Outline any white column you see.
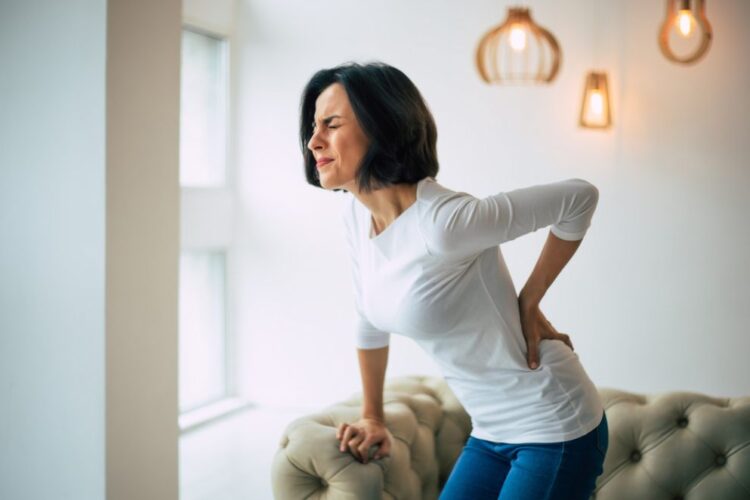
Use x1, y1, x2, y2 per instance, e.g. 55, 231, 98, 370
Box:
106, 0, 181, 499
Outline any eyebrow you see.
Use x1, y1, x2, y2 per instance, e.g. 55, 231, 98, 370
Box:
312, 114, 342, 126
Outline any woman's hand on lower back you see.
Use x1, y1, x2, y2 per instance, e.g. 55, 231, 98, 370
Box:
336, 417, 391, 464
518, 300, 574, 370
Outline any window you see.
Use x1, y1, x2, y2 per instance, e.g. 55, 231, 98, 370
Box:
178, 26, 244, 429
180, 27, 228, 187
179, 251, 227, 412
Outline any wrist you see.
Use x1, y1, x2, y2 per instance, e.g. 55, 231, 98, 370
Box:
519, 286, 544, 309
361, 415, 385, 424
361, 410, 385, 423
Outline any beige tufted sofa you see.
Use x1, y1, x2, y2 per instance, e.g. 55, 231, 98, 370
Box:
271, 375, 750, 500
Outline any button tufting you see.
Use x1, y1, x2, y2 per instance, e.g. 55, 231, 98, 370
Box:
630, 450, 641, 462
676, 416, 688, 428
715, 455, 727, 466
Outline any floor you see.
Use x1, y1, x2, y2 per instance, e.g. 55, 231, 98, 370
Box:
179, 405, 313, 500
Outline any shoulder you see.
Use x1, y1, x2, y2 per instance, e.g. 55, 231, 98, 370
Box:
417, 177, 479, 225
416, 178, 482, 255
419, 176, 473, 203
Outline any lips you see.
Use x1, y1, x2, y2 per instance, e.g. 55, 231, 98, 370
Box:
316, 158, 333, 168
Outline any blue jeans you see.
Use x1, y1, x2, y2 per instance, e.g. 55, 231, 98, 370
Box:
439, 413, 608, 500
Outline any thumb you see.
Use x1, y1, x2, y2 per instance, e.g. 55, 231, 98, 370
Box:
527, 337, 539, 369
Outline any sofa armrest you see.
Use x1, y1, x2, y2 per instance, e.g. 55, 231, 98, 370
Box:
271, 375, 470, 500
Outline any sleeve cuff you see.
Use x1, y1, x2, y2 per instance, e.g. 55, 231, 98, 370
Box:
551, 225, 587, 241
356, 332, 390, 349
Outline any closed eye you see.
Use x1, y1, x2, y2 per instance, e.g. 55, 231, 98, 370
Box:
311, 121, 341, 130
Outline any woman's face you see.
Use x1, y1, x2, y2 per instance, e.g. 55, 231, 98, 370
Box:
307, 83, 370, 192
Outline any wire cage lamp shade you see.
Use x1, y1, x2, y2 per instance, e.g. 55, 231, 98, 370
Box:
659, 0, 712, 64
475, 7, 561, 84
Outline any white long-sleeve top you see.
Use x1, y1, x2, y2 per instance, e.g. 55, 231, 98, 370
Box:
341, 176, 603, 443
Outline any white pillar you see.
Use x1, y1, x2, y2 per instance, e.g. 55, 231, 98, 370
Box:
106, 0, 181, 499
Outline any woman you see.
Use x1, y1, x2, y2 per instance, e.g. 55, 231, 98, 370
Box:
299, 61, 608, 500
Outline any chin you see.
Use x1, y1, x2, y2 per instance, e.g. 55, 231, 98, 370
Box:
319, 177, 335, 190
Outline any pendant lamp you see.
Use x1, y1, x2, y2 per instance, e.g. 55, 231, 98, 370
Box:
659, 0, 712, 64
579, 72, 611, 129
475, 6, 561, 84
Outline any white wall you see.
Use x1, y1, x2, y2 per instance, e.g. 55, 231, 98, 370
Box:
0, 1, 107, 498
232, 0, 750, 412
592, 0, 750, 398
0, 1, 182, 499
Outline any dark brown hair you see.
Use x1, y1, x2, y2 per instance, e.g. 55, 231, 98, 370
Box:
299, 61, 439, 193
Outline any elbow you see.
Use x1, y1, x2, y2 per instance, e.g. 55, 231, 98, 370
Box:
572, 178, 599, 207
588, 182, 599, 207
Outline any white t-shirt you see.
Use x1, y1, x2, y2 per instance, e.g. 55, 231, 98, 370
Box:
341, 176, 604, 444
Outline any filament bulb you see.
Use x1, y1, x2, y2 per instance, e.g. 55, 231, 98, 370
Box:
509, 24, 527, 51
589, 91, 604, 116
579, 72, 611, 129
677, 9, 695, 36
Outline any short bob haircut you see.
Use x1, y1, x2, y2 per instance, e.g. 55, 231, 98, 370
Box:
299, 61, 439, 193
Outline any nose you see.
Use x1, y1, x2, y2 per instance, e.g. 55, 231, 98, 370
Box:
307, 127, 325, 152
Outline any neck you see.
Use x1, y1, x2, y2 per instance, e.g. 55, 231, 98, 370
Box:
353, 182, 418, 231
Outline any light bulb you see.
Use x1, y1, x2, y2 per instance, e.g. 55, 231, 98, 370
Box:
509, 24, 527, 51
579, 71, 611, 129
677, 9, 695, 36
658, 0, 712, 65
589, 91, 604, 117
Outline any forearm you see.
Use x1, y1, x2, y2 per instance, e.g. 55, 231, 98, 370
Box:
519, 230, 583, 307
357, 345, 389, 422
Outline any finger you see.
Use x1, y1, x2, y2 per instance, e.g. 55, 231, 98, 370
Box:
339, 425, 353, 446
537, 311, 560, 337
558, 333, 574, 351
539, 308, 555, 329
358, 437, 375, 464
538, 317, 559, 340
527, 335, 540, 369
552, 331, 568, 344
348, 434, 365, 461
336, 423, 347, 440
340, 426, 356, 452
